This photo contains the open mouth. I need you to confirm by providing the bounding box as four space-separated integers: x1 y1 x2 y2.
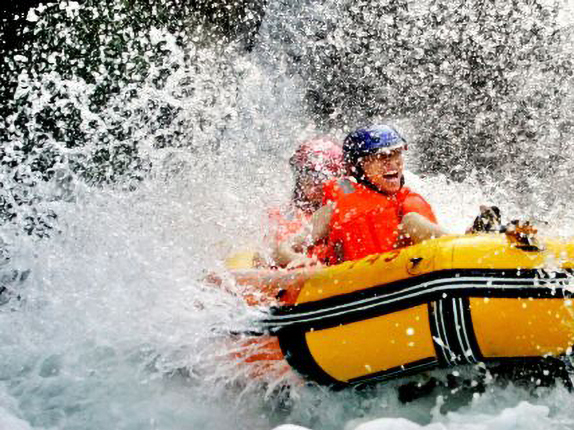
382 171 400 180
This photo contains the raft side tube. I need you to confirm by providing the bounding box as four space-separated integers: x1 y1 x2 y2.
267 235 574 386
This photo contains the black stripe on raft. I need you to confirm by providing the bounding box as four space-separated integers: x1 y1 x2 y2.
428 301 453 366
261 269 574 333
272 268 572 318
428 298 480 366
275 268 572 316
440 299 460 364
444 297 478 364
458 297 483 362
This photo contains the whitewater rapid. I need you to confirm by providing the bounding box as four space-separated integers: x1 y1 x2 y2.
2 165 574 430
2 0 574 429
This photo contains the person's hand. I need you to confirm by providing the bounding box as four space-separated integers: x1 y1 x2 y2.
467 205 502 233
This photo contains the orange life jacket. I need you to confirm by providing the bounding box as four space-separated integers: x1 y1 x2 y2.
268 205 334 265
323 178 437 263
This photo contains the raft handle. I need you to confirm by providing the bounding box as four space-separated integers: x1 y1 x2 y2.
410 257 424 267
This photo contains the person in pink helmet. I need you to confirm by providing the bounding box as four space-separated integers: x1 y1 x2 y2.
266 137 344 267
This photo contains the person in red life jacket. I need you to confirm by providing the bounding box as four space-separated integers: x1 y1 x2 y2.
267 137 344 267
275 124 448 265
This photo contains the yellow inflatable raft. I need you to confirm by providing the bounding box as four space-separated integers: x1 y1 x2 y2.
229 234 574 387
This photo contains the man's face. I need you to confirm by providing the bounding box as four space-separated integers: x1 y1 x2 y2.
359 149 404 194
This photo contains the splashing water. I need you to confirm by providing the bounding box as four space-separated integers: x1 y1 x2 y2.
2 0 574 429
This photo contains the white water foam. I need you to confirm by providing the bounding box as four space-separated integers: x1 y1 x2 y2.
3 1 574 430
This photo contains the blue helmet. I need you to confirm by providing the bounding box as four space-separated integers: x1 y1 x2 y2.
343 124 407 165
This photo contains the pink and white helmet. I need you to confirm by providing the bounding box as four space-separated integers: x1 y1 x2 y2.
289 137 344 177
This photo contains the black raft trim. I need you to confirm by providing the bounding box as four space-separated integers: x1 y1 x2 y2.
263 269 573 333
460 296 483 362
277 328 343 388
428 298 483 367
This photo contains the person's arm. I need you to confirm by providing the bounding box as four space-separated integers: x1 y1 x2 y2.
399 212 448 243
272 203 335 267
